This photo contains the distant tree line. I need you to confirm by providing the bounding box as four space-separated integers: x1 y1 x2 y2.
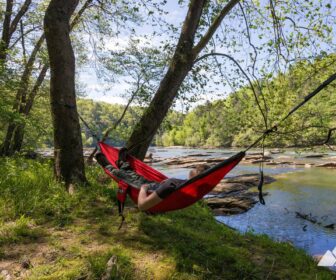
10 54 335 150
157 55 336 148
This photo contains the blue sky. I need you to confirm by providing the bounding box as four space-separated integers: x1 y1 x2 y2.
78 1 188 106
78 0 336 110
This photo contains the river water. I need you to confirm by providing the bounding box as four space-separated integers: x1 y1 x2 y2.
149 147 336 263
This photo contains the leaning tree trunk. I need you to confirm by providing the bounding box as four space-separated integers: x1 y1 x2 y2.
44 0 86 185
126 56 196 159
126 0 239 160
126 0 206 160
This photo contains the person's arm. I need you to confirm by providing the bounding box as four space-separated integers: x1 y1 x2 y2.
138 184 162 211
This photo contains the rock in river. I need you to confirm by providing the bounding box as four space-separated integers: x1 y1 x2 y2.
316 162 336 168
204 173 275 215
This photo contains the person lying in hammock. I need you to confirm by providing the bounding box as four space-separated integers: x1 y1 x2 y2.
95 153 210 211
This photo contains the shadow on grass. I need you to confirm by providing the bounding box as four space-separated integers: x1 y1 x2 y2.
117 203 335 280
119 205 258 279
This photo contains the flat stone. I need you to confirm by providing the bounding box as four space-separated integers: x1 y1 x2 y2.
211 183 246 194
278 161 295 165
244 155 273 161
212 207 247 215
327 156 336 160
205 196 257 211
305 154 327 158
247 152 263 156
143 158 162 164
222 173 275 186
265 161 279 166
269 149 284 154
163 156 227 167
316 162 336 168
277 155 291 159
249 159 271 164
205 173 274 216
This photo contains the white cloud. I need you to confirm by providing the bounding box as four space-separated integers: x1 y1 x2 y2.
94 95 128 105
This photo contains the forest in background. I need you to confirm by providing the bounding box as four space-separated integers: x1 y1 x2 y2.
157 54 336 148
3 54 335 150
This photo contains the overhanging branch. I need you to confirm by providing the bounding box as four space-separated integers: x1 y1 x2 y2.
194 52 268 127
192 0 240 55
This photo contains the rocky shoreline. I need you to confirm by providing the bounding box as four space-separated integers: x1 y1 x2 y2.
204 173 275 215
144 151 336 168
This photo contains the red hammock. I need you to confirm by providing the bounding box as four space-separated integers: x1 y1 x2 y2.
99 142 245 214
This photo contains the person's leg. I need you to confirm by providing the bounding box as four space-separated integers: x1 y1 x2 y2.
95 153 111 167
95 153 156 189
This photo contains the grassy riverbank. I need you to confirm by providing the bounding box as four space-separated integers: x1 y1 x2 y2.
0 158 334 279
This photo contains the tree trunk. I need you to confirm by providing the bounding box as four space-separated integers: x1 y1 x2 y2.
0 0 92 156
0 124 16 156
126 0 239 160
126 0 207 160
44 0 86 184
8 64 48 153
126 57 196 159
0 0 32 63
10 64 49 153
0 35 45 156
0 0 13 62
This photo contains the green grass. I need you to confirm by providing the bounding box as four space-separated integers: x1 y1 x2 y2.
0 216 45 246
0 157 334 279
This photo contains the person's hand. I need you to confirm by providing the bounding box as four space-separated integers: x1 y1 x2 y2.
141 184 149 191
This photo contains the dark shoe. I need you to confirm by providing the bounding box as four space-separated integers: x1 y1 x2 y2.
95 153 111 167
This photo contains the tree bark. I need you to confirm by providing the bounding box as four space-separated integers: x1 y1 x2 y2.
8 0 32 38
11 64 49 152
0 0 32 63
0 0 14 62
0 124 16 156
0 35 44 156
44 0 86 184
126 0 240 160
0 0 93 156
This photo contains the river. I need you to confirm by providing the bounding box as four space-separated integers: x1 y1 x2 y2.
148 147 336 265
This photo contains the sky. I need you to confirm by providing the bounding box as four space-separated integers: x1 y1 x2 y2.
78 0 336 110
78 1 188 106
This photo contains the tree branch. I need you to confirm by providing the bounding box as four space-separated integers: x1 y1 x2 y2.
70 0 94 29
24 64 49 115
87 77 142 162
9 0 32 38
9 25 42 49
194 52 268 127
192 0 240 55
239 1 268 128
20 20 26 64
0 0 14 61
